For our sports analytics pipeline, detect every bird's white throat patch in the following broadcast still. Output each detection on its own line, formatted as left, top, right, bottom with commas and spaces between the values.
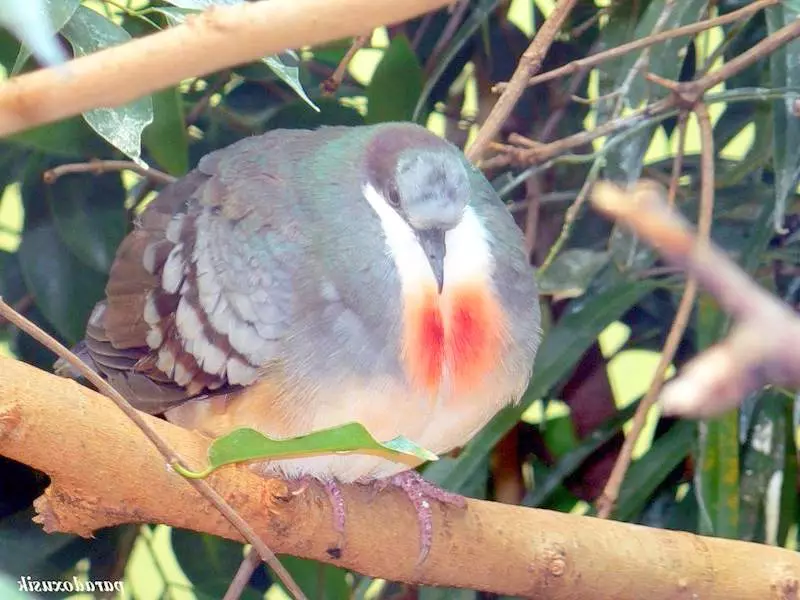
362, 183, 493, 292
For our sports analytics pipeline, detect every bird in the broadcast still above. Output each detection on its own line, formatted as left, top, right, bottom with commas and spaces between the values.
69, 122, 541, 562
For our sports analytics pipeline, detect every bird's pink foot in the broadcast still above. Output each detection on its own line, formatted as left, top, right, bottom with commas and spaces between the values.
323, 479, 347, 534
287, 477, 346, 533
377, 470, 466, 565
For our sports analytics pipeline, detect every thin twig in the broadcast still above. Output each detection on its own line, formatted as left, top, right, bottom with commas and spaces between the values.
321, 35, 370, 95
596, 102, 708, 519
570, 6, 609, 39
0, 294, 33, 328
424, 0, 470, 74
186, 72, 231, 125
492, 0, 779, 92
538, 1, 676, 275
466, 0, 578, 162
0, 299, 307, 600
665, 111, 689, 209
43, 160, 177, 186
223, 547, 262, 600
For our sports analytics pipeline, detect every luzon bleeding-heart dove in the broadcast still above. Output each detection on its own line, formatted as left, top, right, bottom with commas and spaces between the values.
67, 122, 542, 562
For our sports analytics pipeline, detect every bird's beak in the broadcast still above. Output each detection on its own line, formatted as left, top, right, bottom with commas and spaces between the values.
417, 229, 446, 293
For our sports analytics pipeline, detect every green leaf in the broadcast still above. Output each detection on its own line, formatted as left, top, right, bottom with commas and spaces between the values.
45, 171, 126, 274
366, 35, 423, 124
9, 117, 110, 157
0, 509, 77, 582
178, 423, 438, 478
525, 400, 640, 508
419, 587, 477, 600
263, 52, 319, 112
765, 4, 800, 231
18, 220, 107, 343
60, 7, 153, 164
716, 104, 773, 187
143, 86, 189, 176
7, 0, 77, 73
739, 390, 792, 543
266, 98, 364, 130
537, 249, 609, 298
694, 296, 739, 538
427, 274, 661, 493
608, 225, 656, 273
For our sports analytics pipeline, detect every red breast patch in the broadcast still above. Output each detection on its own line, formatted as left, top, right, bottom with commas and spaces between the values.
403, 283, 505, 397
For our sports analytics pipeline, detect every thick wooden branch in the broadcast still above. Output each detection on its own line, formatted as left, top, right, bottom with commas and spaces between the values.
0, 356, 798, 597
0, 0, 451, 136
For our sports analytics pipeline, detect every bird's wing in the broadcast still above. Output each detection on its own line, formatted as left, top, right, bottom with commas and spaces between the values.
87, 132, 315, 414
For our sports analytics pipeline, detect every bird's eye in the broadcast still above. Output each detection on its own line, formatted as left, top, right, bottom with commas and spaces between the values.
387, 188, 401, 208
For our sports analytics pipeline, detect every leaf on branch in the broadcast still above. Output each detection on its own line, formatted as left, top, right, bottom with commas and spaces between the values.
60, 7, 153, 165
6, 0, 77, 74
176, 423, 438, 478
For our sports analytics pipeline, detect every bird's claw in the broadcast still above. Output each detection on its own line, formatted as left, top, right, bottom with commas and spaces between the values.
378, 470, 466, 565
297, 472, 465, 565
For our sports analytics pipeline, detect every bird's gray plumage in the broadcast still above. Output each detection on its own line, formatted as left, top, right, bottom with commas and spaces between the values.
81, 123, 541, 442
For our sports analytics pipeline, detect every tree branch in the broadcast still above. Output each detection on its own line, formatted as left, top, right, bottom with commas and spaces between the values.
0, 356, 798, 597
492, 0, 779, 92
0, 0, 451, 136
465, 0, 578, 162
42, 160, 176, 186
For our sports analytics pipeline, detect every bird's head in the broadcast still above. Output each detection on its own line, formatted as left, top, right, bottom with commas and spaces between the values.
364, 126, 472, 293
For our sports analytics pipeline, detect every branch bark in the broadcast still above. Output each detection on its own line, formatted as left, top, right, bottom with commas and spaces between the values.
0, 356, 798, 597
0, 0, 451, 136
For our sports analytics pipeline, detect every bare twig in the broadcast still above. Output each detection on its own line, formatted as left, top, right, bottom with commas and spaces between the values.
0, 0, 452, 136
186, 72, 231, 125
665, 111, 689, 209
538, 1, 676, 275
0, 300, 307, 600
223, 548, 262, 600
43, 160, 176, 186
321, 34, 370, 95
0, 294, 33, 327
596, 102, 713, 519
466, 0, 578, 162
424, 0, 470, 73
492, 0, 779, 92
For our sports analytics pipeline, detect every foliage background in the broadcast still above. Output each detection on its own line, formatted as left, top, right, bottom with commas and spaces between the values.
0, 0, 798, 598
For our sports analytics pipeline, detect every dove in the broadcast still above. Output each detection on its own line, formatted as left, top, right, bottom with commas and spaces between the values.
73, 122, 541, 562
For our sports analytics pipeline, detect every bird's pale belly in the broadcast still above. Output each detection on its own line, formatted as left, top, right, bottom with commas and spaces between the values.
164, 372, 515, 482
